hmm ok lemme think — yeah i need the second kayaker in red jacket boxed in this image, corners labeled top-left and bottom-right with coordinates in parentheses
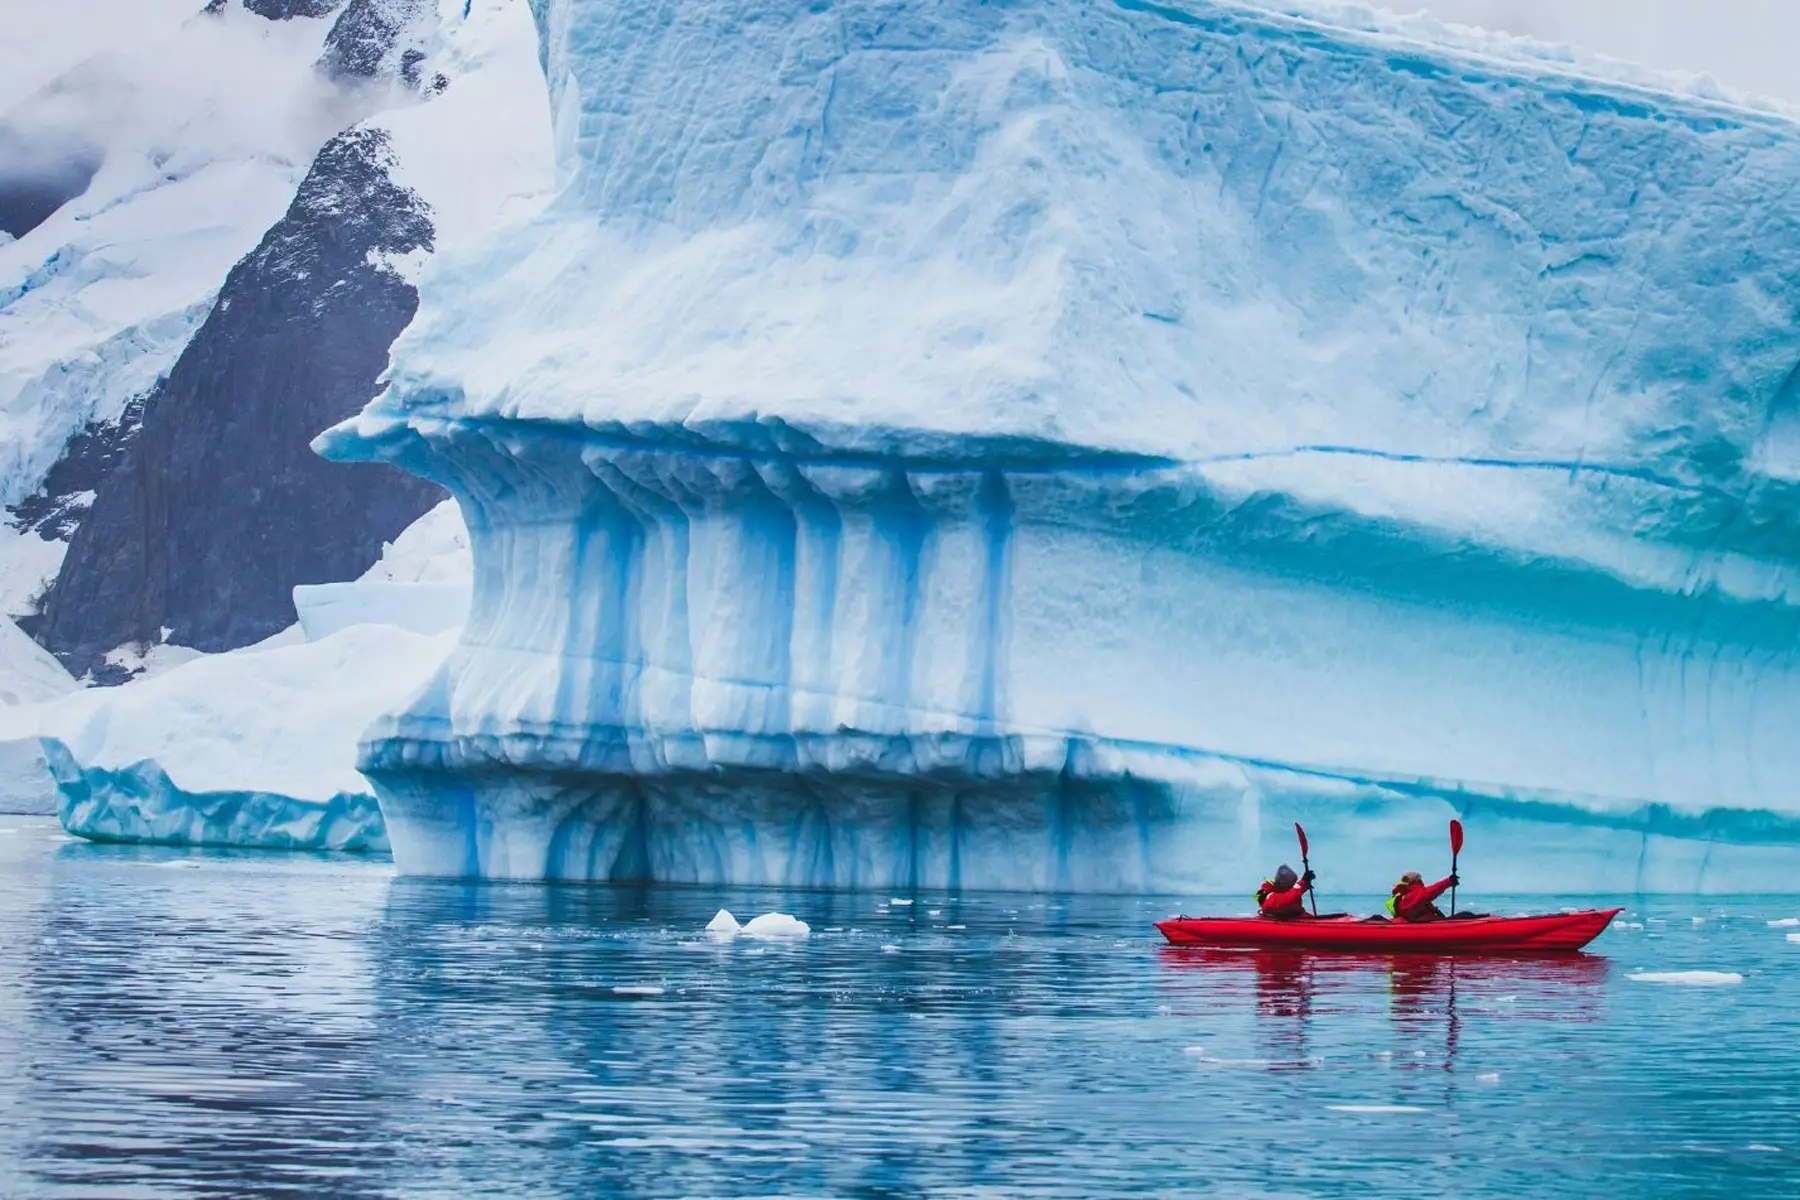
top-left (1255, 864), bottom-right (1315, 918)
top-left (1386, 870), bottom-right (1459, 921)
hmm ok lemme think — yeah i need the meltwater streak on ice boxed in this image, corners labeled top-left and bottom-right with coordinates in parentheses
top-left (3, 821), bottom-right (1800, 1196)
top-left (319, 0), bottom-right (1800, 888)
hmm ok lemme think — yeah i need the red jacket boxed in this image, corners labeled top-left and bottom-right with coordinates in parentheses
top-left (1393, 875), bottom-right (1455, 921)
top-left (1259, 880), bottom-right (1311, 917)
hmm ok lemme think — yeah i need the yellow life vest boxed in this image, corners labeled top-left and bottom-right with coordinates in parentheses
top-left (1384, 881), bottom-right (1408, 917)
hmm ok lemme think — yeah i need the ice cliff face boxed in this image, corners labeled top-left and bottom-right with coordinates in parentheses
top-left (320, 0), bottom-right (1800, 891)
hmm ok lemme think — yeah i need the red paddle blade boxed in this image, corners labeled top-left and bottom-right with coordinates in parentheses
top-left (1294, 821), bottom-right (1309, 857)
top-left (1450, 818), bottom-right (1465, 856)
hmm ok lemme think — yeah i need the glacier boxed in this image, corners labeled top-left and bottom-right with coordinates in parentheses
top-left (316, 0), bottom-right (1800, 892)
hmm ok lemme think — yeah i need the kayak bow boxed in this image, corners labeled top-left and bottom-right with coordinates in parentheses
top-left (1155, 908), bottom-right (1622, 954)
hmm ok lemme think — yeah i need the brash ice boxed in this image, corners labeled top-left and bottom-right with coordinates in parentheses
top-left (316, 0), bottom-right (1800, 891)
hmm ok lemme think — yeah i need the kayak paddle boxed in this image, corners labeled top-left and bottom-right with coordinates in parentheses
top-left (1449, 818), bottom-right (1464, 917)
top-left (1295, 821), bottom-right (1318, 916)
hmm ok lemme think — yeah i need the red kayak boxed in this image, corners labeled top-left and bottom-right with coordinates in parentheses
top-left (1155, 908), bottom-right (1622, 954)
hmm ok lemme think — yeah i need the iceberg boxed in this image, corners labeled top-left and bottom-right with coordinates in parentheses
top-left (318, 0), bottom-right (1800, 891)
top-left (39, 622), bottom-right (455, 852)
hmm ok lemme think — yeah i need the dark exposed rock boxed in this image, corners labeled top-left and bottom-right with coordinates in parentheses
top-left (238, 0), bottom-right (345, 19)
top-left (35, 127), bottom-right (446, 675)
top-left (8, 396), bottom-right (146, 543)
top-left (319, 0), bottom-right (432, 81)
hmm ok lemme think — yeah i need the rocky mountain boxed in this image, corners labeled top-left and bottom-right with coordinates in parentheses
top-left (0, 0), bottom-right (548, 681)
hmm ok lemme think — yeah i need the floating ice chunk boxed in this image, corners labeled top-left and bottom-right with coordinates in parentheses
top-left (612, 985), bottom-right (665, 997)
top-left (741, 912), bottom-right (810, 939)
top-left (1627, 971), bottom-right (1744, 986)
top-left (1691, 917), bottom-right (1708, 926)
top-left (881, 944), bottom-right (901, 954)
top-left (1327, 1105), bottom-right (1428, 1114)
top-left (1615, 922), bottom-right (1644, 930)
top-left (889, 899), bottom-right (914, 907)
top-left (1768, 918), bottom-right (1800, 927)
top-left (1183, 1045), bottom-right (1207, 1055)
top-left (1477, 1073), bottom-right (1501, 1084)
top-left (1787, 933), bottom-right (1800, 944)
top-left (1748, 1145), bottom-right (1784, 1153)
top-left (705, 909), bottom-right (741, 936)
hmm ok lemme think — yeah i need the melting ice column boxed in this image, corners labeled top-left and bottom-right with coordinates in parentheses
top-left (316, 403), bottom-right (1189, 885)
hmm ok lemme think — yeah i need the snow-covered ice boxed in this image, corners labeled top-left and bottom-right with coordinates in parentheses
top-left (702, 909), bottom-right (810, 939)
top-left (315, 0), bottom-right (1800, 890)
top-left (1768, 918), bottom-right (1799, 927)
top-left (32, 623), bottom-right (455, 852)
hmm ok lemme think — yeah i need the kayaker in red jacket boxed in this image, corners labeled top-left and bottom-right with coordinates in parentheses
top-left (1256, 864), bottom-right (1315, 919)
top-left (1386, 870), bottom-right (1459, 922)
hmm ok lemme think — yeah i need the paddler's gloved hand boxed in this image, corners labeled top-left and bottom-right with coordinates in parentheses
top-left (1447, 873), bottom-right (1460, 886)
top-left (1301, 869), bottom-right (1316, 886)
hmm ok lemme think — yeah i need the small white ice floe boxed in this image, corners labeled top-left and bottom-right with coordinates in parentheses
top-left (1787, 933), bottom-right (1800, 945)
top-left (1769, 918), bottom-right (1800, 928)
top-left (1183, 1045), bottom-right (1207, 1056)
top-left (1327, 1104), bottom-right (1429, 1114)
top-left (743, 913), bottom-right (811, 938)
top-left (1627, 971), bottom-right (1743, 986)
top-left (1615, 922), bottom-right (1644, 930)
top-left (889, 898), bottom-right (914, 907)
top-left (1747, 1144), bottom-right (1784, 1154)
top-left (612, 985), bottom-right (665, 997)
top-left (704, 910), bottom-right (811, 939)
top-left (1477, 1072), bottom-right (1501, 1084)
top-left (881, 943), bottom-right (901, 953)
top-left (1691, 917), bottom-right (1708, 926)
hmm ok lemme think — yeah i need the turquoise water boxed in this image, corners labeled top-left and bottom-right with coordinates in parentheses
top-left (1, 815), bottom-right (1797, 1197)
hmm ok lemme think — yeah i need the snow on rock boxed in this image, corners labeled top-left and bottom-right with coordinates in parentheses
top-left (1627, 972), bottom-right (1746, 987)
top-left (316, 0), bottom-right (1800, 890)
top-left (0, 614), bottom-right (75, 706)
top-left (0, 4), bottom-right (352, 610)
top-left (39, 622), bottom-right (455, 852)
top-left (9, 0), bottom-right (546, 670)
top-left (370, 0), bottom-right (553, 250)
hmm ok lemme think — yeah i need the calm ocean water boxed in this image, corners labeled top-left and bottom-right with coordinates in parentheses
top-left (1, 815), bottom-right (1796, 1198)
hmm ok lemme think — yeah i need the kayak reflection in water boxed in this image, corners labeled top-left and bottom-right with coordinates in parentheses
top-left (1384, 871), bottom-right (1485, 922)
top-left (1254, 864), bottom-right (1316, 918)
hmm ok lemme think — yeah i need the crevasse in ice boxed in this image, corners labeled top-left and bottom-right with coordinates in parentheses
top-left (317, 0), bottom-right (1800, 891)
